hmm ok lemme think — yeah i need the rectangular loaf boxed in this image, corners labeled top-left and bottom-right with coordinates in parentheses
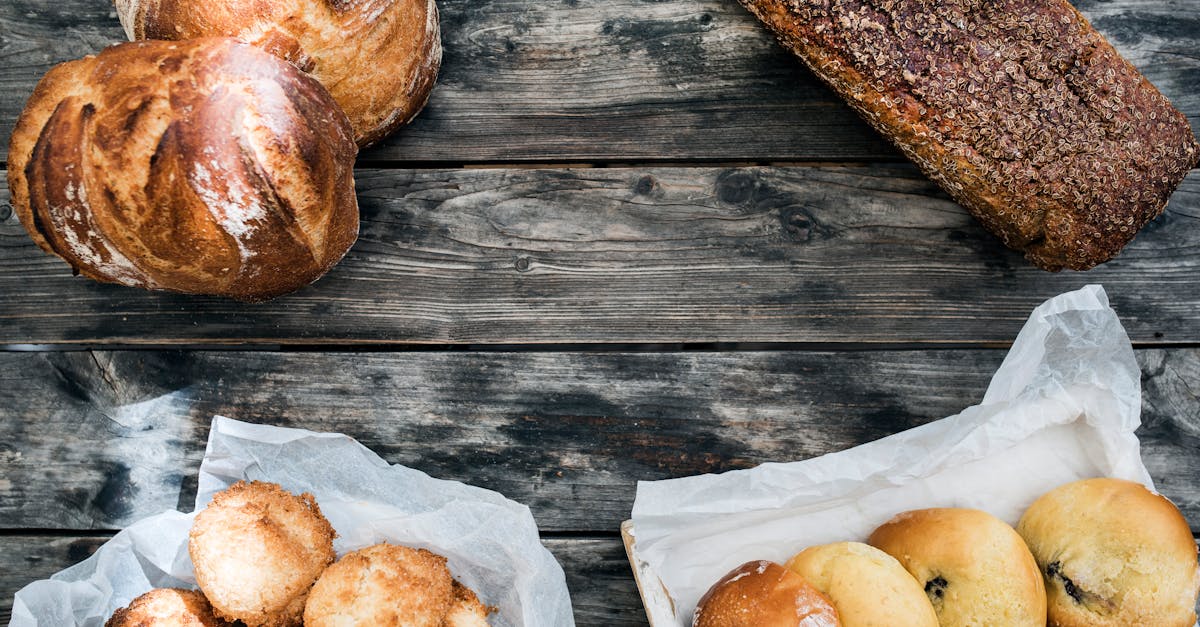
top-left (738, 0), bottom-right (1198, 269)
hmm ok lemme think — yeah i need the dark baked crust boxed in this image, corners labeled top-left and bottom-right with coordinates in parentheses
top-left (738, 0), bottom-right (1199, 270)
top-left (7, 38), bottom-right (359, 301)
top-left (115, 0), bottom-right (442, 147)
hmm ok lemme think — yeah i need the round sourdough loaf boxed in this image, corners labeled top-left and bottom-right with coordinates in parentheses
top-left (7, 38), bottom-right (359, 302)
top-left (114, 0), bottom-right (441, 147)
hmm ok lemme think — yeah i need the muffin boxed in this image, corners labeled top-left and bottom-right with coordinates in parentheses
top-left (188, 481), bottom-right (336, 627)
top-left (868, 508), bottom-right (1046, 626)
top-left (1018, 478), bottom-right (1200, 627)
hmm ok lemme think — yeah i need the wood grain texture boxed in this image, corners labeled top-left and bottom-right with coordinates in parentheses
top-left (2, 166), bottom-right (1199, 345)
top-left (0, 0), bottom-right (1195, 162)
top-left (0, 535), bottom-right (643, 626)
top-left (1, 349), bottom-right (1196, 533)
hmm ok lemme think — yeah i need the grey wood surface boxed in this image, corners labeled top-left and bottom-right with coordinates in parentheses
top-left (0, 535), bottom-right (644, 626)
top-left (2, 349), bottom-right (1197, 533)
top-left (0, 0), bottom-right (1195, 163)
top-left (2, 166), bottom-right (1199, 346)
top-left (3, 0), bottom-right (1199, 623)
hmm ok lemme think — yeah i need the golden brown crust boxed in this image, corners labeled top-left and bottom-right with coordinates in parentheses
top-left (693, 560), bottom-right (841, 627)
top-left (6, 38), bottom-right (359, 302)
top-left (304, 543), bottom-right (491, 627)
top-left (1017, 478), bottom-right (1200, 627)
top-left (105, 589), bottom-right (231, 627)
top-left (737, 0), bottom-right (1199, 270)
top-left (786, 542), bottom-right (937, 627)
top-left (115, 0), bottom-right (441, 147)
top-left (868, 508), bottom-right (1046, 626)
top-left (189, 481), bottom-right (337, 627)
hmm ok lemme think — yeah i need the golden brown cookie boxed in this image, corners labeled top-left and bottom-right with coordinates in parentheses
top-left (105, 588), bottom-right (230, 627)
top-left (189, 481), bottom-right (336, 627)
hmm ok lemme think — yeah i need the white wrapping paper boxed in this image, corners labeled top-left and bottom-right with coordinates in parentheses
top-left (12, 417), bottom-right (575, 627)
top-left (630, 284), bottom-right (1154, 625)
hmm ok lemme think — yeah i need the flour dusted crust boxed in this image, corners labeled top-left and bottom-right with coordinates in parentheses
top-left (6, 38), bottom-right (359, 302)
top-left (303, 543), bottom-right (492, 627)
top-left (737, 0), bottom-right (1198, 270)
top-left (105, 588), bottom-right (231, 627)
top-left (188, 481), bottom-right (337, 627)
top-left (1017, 478), bottom-right (1200, 627)
top-left (115, 0), bottom-right (441, 147)
top-left (868, 508), bottom-right (1046, 626)
top-left (692, 560), bottom-right (841, 627)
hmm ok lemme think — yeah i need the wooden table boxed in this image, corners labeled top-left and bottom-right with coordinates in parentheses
top-left (1, 0), bottom-right (1198, 624)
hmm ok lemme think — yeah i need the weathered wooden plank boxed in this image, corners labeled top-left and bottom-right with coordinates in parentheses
top-left (0, 534), bottom-right (643, 626)
top-left (1, 349), bottom-right (1196, 533)
top-left (0, 0), bottom-right (1195, 162)
top-left (2, 166), bottom-right (1199, 345)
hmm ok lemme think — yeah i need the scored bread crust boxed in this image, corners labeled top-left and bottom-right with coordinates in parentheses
top-left (6, 37), bottom-right (359, 302)
top-left (115, 0), bottom-right (441, 147)
top-left (737, 0), bottom-right (1199, 270)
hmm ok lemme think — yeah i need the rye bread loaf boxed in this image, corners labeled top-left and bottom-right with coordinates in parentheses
top-left (738, 0), bottom-right (1199, 270)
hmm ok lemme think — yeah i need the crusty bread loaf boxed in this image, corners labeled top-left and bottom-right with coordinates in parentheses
top-left (7, 38), bottom-right (359, 302)
top-left (738, 0), bottom-right (1198, 270)
top-left (114, 0), bottom-right (441, 147)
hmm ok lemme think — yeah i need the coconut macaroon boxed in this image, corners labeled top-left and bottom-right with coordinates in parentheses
top-left (1018, 478), bottom-right (1200, 627)
top-left (786, 542), bottom-right (937, 627)
top-left (188, 481), bottom-right (336, 627)
top-left (868, 508), bottom-right (1046, 627)
top-left (303, 543), bottom-right (491, 627)
top-left (106, 588), bottom-right (231, 627)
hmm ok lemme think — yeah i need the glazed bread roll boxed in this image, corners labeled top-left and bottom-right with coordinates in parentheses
top-left (736, 0), bottom-right (1198, 270)
top-left (303, 543), bottom-right (491, 627)
top-left (868, 508), bottom-right (1046, 626)
top-left (1017, 478), bottom-right (1200, 627)
top-left (786, 542), bottom-right (937, 627)
top-left (189, 481), bottom-right (337, 627)
top-left (693, 560), bottom-right (841, 627)
top-left (106, 589), bottom-right (231, 627)
top-left (114, 0), bottom-right (441, 147)
top-left (7, 38), bottom-right (359, 302)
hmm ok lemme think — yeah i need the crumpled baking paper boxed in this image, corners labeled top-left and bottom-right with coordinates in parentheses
top-left (12, 417), bottom-right (575, 627)
top-left (630, 284), bottom-right (1154, 626)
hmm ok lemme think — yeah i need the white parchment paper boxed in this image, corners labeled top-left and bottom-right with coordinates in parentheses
top-left (630, 284), bottom-right (1152, 625)
top-left (12, 417), bottom-right (575, 627)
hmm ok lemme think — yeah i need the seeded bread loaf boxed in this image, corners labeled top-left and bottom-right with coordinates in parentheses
top-left (738, 0), bottom-right (1199, 270)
